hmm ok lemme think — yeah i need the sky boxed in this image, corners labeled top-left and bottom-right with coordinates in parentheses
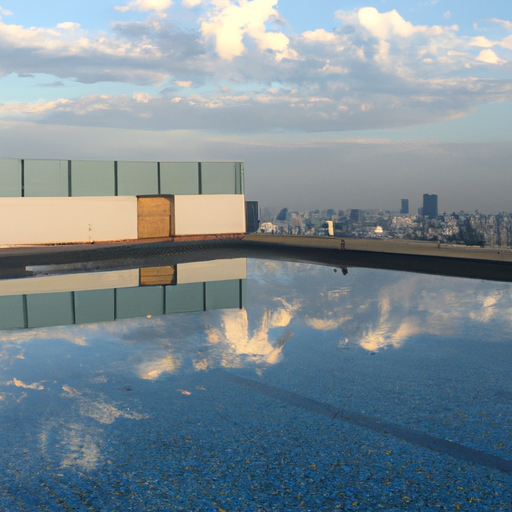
top-left (0, 0), bottom-right (511, 213)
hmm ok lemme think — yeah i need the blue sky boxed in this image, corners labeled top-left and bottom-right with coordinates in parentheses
top-left (0, 0), bottom-right (511, 212)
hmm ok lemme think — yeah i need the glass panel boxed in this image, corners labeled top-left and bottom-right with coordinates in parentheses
top-left (0, 295), bottom-right (25, 329)
top-left (75, 289), bottom-right (115, 324)
top-left (240, 278), bottom-right (247, 308)
top-left (117, 161), bottom-right (158, 196)
top-left (235, 162), bottom-right (244, 194)
top-left (160, 162), bottom-right (199, 195)
top-left (26, 292), bottom-right (73, 328)
top-left (201, 162), bottom-right (236, 194)
top-left (165, 282), bottom-right (204, 313)
top-left (116, 287), bottom-right (164, 319)
top-left (70, 160), bottom-right (115, 196)
top-left (205, 279), bottom-right (241, 310)
top-left (24, 160), bottom-right (69, 197)
top-left (0, 159), bottom-right (21, 197)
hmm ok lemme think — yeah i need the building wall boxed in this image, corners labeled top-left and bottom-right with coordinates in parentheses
top-left (423, 194), bottom-right (438, 218)
top-left (173, 194), bottom-right (246, 235)
top-left (0, 196), bottom-right (138, 245)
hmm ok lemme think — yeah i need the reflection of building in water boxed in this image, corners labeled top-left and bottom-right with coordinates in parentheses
top-left (0, 259), bottom-right (247, 330)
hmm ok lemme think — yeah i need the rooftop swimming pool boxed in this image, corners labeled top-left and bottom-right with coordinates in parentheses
top-left (1, 258), bottom-right (511, 511)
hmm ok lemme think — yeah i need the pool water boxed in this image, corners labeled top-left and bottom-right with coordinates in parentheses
top-left (1, 260), bottom-right (511, 511)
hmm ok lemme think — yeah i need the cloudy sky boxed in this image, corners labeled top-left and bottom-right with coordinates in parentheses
top-left (0, 0), bottom-right (511, 213)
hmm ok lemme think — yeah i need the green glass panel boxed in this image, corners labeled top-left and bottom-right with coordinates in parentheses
top-left (24, 160), bottom-right (69, 197)
top-left (26, 292), bottom-right (74, 328)
top-left (235, 162), bottom-right (244, 194)
top-left (200, 162), bottom-right (237, 194)
top-left (71, 160), bottom-right (115, 196)
top-left (160, 162), bottom-right (199, 195)
top-left (117, 161), bottom-right (158, 196)
top-left (0, 159), bottom-right (22, 197)
top-left (165, 283), bottom-right (204, 314)
top-left (75, 289), bottom-right (115, 324)
top-left (116, 287), bottom-right (164, 319)
top-left (205, 279), bottom-right (241, 311)
top-left (240, 279), bottom-right (247, 308)
top-left (0, 295), bottom-right (25, 330)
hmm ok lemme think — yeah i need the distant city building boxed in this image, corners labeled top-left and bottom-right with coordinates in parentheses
top-left (423, 194), bottom-right (438, 218)
top-left (260, 222), bottom-right (277, 233)
top-left (245, 201), bottom-right (259, 233)
top-left (400, 199), bottom-right (409, 214)
top-left (350, 209), bottom-right (360, 223)
top-left (418, 207), bottom-right (423, 216)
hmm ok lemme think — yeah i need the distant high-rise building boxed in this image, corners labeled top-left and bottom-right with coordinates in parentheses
top-left (423, 194), bottom-right (438, 218)
top-left (400, 199), bottom-right (409, 214)
top-left (350, 209), bottom-right (360, 223)
top-left (245, 201), bottom-right (259, 233)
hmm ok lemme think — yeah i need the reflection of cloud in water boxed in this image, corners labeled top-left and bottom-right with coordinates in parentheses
top-left (129, 297), bottom-right (301, 377)
top-left (291, 267), bottom-right (512, 352)
top-left (4, 377), bottom-right (44, 390)
top-left (138, 355), bottom-right (181, 380)
top-left (305, 315), bottom-right (351, 331)
top-left (60, 424), bottom-right (102, 471)
top-left (208, 308), bottom-right (295, 367)
top-left (359, 317), bottom-right (422, 352)
top-left (62, 385), bottom-right (147, 424)
top-left (0, 327), bottom-right (88, 346)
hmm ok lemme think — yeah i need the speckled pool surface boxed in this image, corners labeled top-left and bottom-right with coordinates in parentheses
top-left (1, 260), bottom-right (511, 511)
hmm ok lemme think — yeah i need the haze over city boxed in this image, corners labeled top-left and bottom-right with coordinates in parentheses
top-left (0, 0), bottom-right (511, 213)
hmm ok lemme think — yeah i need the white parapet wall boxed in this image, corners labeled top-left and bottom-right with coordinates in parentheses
top-left (0, 196), bottom-right (138, 245)
top-left (173, 194), bottom-right (246, 236)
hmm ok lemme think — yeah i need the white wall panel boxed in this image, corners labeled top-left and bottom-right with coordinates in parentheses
top-left (0, 197), bottom-right (138, 245)
top-left (173, 194), bottom-right (245, 235)
top-left (0, 269), bottom-right (139, 296)
top-left (177, 258), bottom-right (246, 284)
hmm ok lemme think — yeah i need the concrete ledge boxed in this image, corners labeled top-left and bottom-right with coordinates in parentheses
top-left (245, 234), bottom-right (512, 262)
top-left (0, 235), bottom-right (511, 283)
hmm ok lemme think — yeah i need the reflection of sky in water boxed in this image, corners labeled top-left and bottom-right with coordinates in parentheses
top-left (1, 260), bottom-right (512, 509)
top-left (2, 260), bottom-right (512, 400)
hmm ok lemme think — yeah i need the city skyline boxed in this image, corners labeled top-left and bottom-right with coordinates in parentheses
top-left (0, 1), bottom-right (511, 213)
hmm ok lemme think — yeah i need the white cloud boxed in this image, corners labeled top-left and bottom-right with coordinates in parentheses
top-left (0, 5), bottom-right (511, 134)
top-left (200, 0), bottom-right (295, 61)
top-left (476, 49), bottom-right (506, 65)
top-left (301, 28), bottom-right (337, 43)
top-left (357, 7), bottom-right (452, 40)
top-left (470, 36), bottom-right (496, 48)
top-left (115, 0), bottom-right (173, 13)
top-left (0, 7), bottom-right (12, 18)
top-left (490, 18), bottom-right (512, 31)
top-left (56, 22), bottom-right (81, 31)
top-left (182, 0), bottom-right (203, 6)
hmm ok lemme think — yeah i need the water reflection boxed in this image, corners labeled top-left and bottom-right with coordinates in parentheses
top-left (1, 259), bottom-right (512, 479)
top-left (0, 258), bottom-right (247, 330)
